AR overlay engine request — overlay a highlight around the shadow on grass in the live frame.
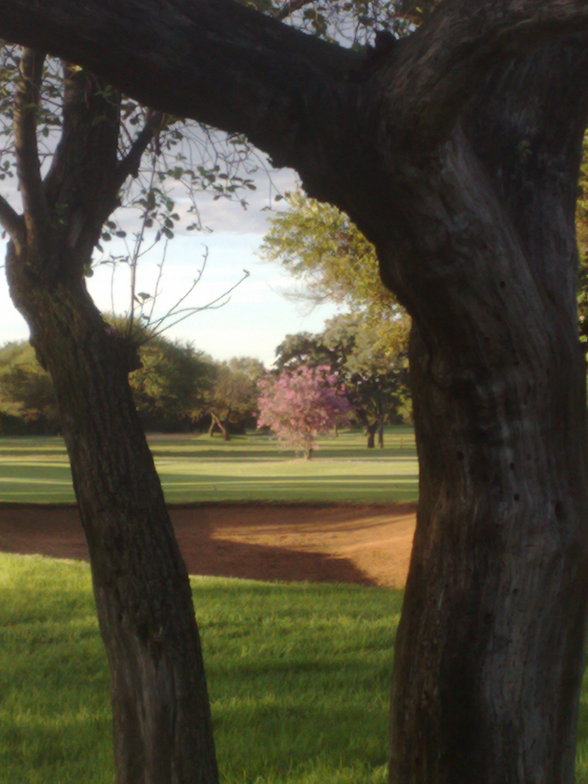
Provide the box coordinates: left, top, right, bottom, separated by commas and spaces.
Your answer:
0, 505, 377, 586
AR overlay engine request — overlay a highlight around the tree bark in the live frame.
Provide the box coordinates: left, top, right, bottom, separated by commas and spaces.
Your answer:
377, 421, 384, 449
1, 53, 219, 783
209, 411, 230, 441
389, 316, 588, 783
6, 250, 219, 784
381, 45, 588, 779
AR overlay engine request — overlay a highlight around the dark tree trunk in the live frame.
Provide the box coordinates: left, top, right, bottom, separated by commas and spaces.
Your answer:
1, 52, 219, 784
366, 421, 378, 449
382, 49, 588, 781
7, 249, 219, 784
390, 322, 588, 783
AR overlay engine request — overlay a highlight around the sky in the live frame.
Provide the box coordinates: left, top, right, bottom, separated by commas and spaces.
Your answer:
0, 166, 340, 368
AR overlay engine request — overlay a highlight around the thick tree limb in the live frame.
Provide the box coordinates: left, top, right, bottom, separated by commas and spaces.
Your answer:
465, 38, 588, 314
1, 1, 587, 163
14, 48, 49, 247
383, 0, 588, 148
0, 0, 360, 172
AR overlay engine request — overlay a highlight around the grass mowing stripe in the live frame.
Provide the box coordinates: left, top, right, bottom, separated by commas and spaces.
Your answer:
0, 428, 418, 503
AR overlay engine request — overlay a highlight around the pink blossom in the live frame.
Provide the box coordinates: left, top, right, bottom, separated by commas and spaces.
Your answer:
257, 364, 352, 457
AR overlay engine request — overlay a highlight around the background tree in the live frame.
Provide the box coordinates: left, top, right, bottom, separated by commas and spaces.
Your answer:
257, 364, 351, 458
207, 356, 265, 439
275, 314, 411, 446
0, 340, 59, 432
261, 187, 408, 358
2, 2, 588, 783
130, 337, 216, 432
323, 313, 410, 445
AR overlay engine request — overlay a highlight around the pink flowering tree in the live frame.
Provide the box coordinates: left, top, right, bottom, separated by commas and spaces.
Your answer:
257, 364, 352, 459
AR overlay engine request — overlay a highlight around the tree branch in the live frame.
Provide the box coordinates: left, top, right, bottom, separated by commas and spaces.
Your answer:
113, 110, 162, 192
382, 0, 588, 149
0, 0, 361, 172
14, 47, 49, 246
274, 0, 315, 21
0, 193, 24, 248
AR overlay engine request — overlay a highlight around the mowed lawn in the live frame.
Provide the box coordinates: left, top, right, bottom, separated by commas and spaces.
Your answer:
0, 427, 418, 504
3, 553, 588, 784
0, 552, 399, 784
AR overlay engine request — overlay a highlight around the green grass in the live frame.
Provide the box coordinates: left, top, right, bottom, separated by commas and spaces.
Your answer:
3, 552, 588, 782
0, 427, 418, 504
0, 552, 399, 784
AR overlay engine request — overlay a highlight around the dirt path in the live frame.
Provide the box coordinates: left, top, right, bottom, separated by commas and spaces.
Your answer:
0, 502, 417, 588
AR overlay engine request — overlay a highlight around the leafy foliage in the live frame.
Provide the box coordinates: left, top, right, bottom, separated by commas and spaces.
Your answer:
0, 334, 216, 433
274, 314, 410, 446
261, 187, 409, 359
207, 356, 266, 438
0, 341, 59, 432
257, 364, 351, 458
0, 46, 258, 337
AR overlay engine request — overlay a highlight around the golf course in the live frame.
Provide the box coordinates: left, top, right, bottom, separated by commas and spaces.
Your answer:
2, 428, 588, 782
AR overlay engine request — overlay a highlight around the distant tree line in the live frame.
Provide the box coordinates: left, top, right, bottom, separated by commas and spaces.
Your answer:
0, 313, 411, 444
0, 332, 265, 437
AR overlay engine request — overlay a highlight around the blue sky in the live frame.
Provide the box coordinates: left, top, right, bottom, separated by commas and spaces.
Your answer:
0, 168, 339, 367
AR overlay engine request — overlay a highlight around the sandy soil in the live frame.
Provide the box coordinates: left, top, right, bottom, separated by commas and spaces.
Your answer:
0, 502, 417, 588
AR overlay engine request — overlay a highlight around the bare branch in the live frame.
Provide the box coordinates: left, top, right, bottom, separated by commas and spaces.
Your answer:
274, 0, 314, 21
148, 262, 251, 339
0, 193, 24, 247
13, 47, 49, 245
383, 0, 588, 149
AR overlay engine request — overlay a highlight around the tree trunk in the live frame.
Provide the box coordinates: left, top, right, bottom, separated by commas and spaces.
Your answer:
366, 421, 378, 449
389, 319, 588, 783
377, 420, 384, 449
209, 411, 229, 441
7, 250, 219, 784
382, 90, 588, 779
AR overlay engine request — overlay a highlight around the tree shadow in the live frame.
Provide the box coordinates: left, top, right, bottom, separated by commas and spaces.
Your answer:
0, 503, 379, 586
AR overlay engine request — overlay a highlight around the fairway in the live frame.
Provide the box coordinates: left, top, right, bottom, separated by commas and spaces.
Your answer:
0, 428, 418, 504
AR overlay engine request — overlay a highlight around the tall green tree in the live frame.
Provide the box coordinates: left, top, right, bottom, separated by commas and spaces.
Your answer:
323, 313, 410, 445
275, 313, 410, 447
261, 187, 408, 358
0, 340, 59, 431
130, 338, 216, 431
2, 2, 588, 783
207, 356, 265, 439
